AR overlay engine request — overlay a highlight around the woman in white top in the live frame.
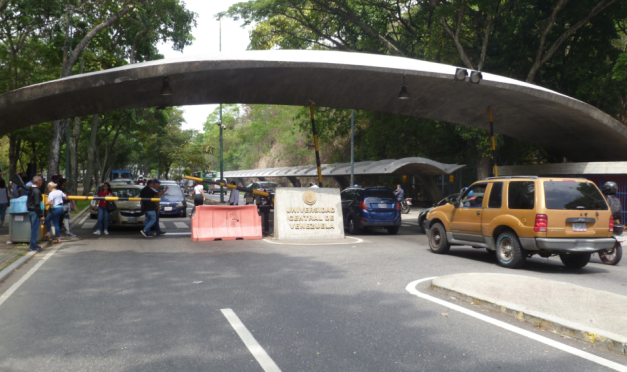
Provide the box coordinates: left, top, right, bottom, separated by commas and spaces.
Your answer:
0, 178, 9, 226
191, 182, 205, 217
43, 182, 67, 244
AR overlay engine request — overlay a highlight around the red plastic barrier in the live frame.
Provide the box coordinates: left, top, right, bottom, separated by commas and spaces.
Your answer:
191, 205, 262, 241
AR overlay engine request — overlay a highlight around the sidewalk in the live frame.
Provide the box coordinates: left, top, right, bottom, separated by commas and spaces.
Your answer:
431, 273, 627, 355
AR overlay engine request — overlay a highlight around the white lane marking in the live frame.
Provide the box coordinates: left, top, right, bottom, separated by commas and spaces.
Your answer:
262, 236, 363, 245
159, 222, 166, 230
221, 308, 281, 372
174, 222, 189, 229
406, 278, 627, 372
0, 245, 61, 308
163, 232, 191, 235
81, 222, 96, 230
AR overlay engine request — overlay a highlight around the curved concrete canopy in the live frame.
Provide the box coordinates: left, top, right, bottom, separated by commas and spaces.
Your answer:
1, 50, 626, 161
223, 157, 464, 179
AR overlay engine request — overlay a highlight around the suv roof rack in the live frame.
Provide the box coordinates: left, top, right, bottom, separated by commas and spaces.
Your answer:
483, 176, 539, 180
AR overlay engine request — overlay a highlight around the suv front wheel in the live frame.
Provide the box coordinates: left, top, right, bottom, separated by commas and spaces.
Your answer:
495, 231, 525, 269
429, 223, 450, 254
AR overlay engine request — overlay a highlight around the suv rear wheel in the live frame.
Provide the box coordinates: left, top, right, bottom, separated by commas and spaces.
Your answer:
559, 253, 591, 269
428, 223, 450, 254
495, 231, 525, 269
386, 226, 399, 235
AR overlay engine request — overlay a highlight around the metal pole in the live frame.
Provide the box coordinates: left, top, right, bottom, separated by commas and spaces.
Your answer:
489, 106, 498, 177
218, 17, 224, 203
309, 102, 323, 187
350, 109, 355, 186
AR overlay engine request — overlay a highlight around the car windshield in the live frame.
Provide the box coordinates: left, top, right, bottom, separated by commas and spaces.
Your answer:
258, 183, 279, 189
111, 188, 141, 198
364, 189, 396, 201
544, 181, 608, 210
159, 185, 184, 197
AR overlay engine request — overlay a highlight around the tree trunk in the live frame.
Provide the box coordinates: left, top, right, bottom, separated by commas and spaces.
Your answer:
47, 118, 69, 178
476, 155, 491, 180
82, 114, 99, 195
416, 175, 443, 206
68, 116, 81, 194
8, 133, 22, 176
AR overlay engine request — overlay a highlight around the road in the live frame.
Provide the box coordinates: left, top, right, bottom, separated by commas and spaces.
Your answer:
0, 205, 626, 371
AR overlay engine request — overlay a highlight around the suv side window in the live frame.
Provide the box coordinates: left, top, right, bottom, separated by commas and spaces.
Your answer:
508, 181, 535, 210
460, 184, 487, 208
341, 190, 353, 201
488, 182, 503, 208
354, 190, 365, 201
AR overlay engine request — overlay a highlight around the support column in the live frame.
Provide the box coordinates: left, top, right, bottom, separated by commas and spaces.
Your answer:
489, 106, 498, 177
309, 102, 323, 187
287, 177, 301, 187
417, 175, 443, 205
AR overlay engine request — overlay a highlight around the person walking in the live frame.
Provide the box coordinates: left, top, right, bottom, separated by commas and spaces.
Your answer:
394, 184, 404, 202
191, 181, 205, 217
140, 180, 168, 238
228, 181, 239, 205
0, 179, 9, 226
94, 182, 113, 235
43, 182, 67, 244
58, 178, 77, 237
26, 176, 44, 251
152, 180, 166, 236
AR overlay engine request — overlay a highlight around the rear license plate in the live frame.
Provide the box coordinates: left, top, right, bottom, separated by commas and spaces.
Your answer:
164, 207, 172, 211
378, 204, 388, 208
572, 223, 587, 232
128, 217, 137, 223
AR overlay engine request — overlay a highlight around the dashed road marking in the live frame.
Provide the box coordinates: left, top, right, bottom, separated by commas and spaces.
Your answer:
406, 278, 627, 372
173, 222, 188, 229
221, 308, 281, 372
81, 222, 96, 230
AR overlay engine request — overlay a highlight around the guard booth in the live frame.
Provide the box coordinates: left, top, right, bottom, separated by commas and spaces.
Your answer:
500, 162, 627, 224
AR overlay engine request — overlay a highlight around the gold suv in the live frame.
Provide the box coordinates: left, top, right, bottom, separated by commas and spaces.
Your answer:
426, 176, 615, 269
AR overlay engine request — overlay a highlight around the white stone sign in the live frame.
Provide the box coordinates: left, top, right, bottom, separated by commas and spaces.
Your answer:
274, 188, 345, 240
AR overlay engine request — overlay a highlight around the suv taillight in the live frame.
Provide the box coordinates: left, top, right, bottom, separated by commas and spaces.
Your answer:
534, 214, 547, 232
360, 201, 368, 210
396, 202, 400, 210
610, 216, 614, 232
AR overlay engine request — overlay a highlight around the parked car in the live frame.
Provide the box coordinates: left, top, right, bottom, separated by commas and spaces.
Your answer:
89, 184, 145, 226
418, 193, 460, 234
425, 176, 616, 269
341, 187, 401, 235
158, 183, 187, 217
244, 182, 280, 205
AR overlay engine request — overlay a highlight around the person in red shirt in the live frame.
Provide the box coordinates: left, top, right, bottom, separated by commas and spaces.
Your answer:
93, 182, 113, 235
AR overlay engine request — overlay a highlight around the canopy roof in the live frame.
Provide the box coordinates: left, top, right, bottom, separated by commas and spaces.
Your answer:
1, 50, 626, 161
223, 157, 464, 179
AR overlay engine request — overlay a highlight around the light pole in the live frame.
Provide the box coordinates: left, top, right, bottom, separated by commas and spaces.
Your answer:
218, 16, 224, 203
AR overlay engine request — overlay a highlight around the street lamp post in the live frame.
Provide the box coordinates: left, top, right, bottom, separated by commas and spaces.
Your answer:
218, 16, 224, 203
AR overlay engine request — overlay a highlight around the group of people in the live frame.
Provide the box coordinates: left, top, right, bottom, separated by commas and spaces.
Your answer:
24, 174, 77, 251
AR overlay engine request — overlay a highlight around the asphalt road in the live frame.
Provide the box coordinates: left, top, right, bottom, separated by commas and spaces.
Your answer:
0, 207, 626, 371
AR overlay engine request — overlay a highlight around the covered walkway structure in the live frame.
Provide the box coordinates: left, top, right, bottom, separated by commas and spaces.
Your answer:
223, 157, 464, 201
1, 50, 627, 161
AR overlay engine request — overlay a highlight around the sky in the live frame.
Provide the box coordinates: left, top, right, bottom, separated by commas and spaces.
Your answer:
157, 0, 252, 132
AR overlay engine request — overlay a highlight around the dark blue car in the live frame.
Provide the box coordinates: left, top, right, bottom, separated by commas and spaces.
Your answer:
158, 184, 187, 217
340, 187, 401, 235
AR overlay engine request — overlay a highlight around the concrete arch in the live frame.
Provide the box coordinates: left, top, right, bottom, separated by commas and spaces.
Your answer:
1, 50, 626, 160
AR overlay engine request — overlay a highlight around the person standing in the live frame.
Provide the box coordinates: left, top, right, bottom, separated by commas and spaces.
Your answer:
0, 179, 9, 226
58, 178, 76, 237
43, 182, 67, 244
26, 176, 44, 252
11, 173, 24, 198
191, 181, 205, 217
152, 180, 166, 236
94, 182, 113, 235
229, 181, 239, 205
394, 184, 404, 201
140, 180, 167, 238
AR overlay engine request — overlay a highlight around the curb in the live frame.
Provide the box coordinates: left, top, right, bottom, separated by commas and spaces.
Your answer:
0, 240, 53, 284
70, 205, 91, 225
0, 205, 88, 285
431, 280, 627, 355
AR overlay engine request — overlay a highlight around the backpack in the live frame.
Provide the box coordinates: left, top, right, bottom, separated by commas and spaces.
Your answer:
606, 195, 622, 219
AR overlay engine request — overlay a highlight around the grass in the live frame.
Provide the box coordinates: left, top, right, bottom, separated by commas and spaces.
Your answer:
71, 200, 92, 215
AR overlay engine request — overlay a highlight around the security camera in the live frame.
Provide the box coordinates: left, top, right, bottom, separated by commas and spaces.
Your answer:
221, 124, 226, 130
